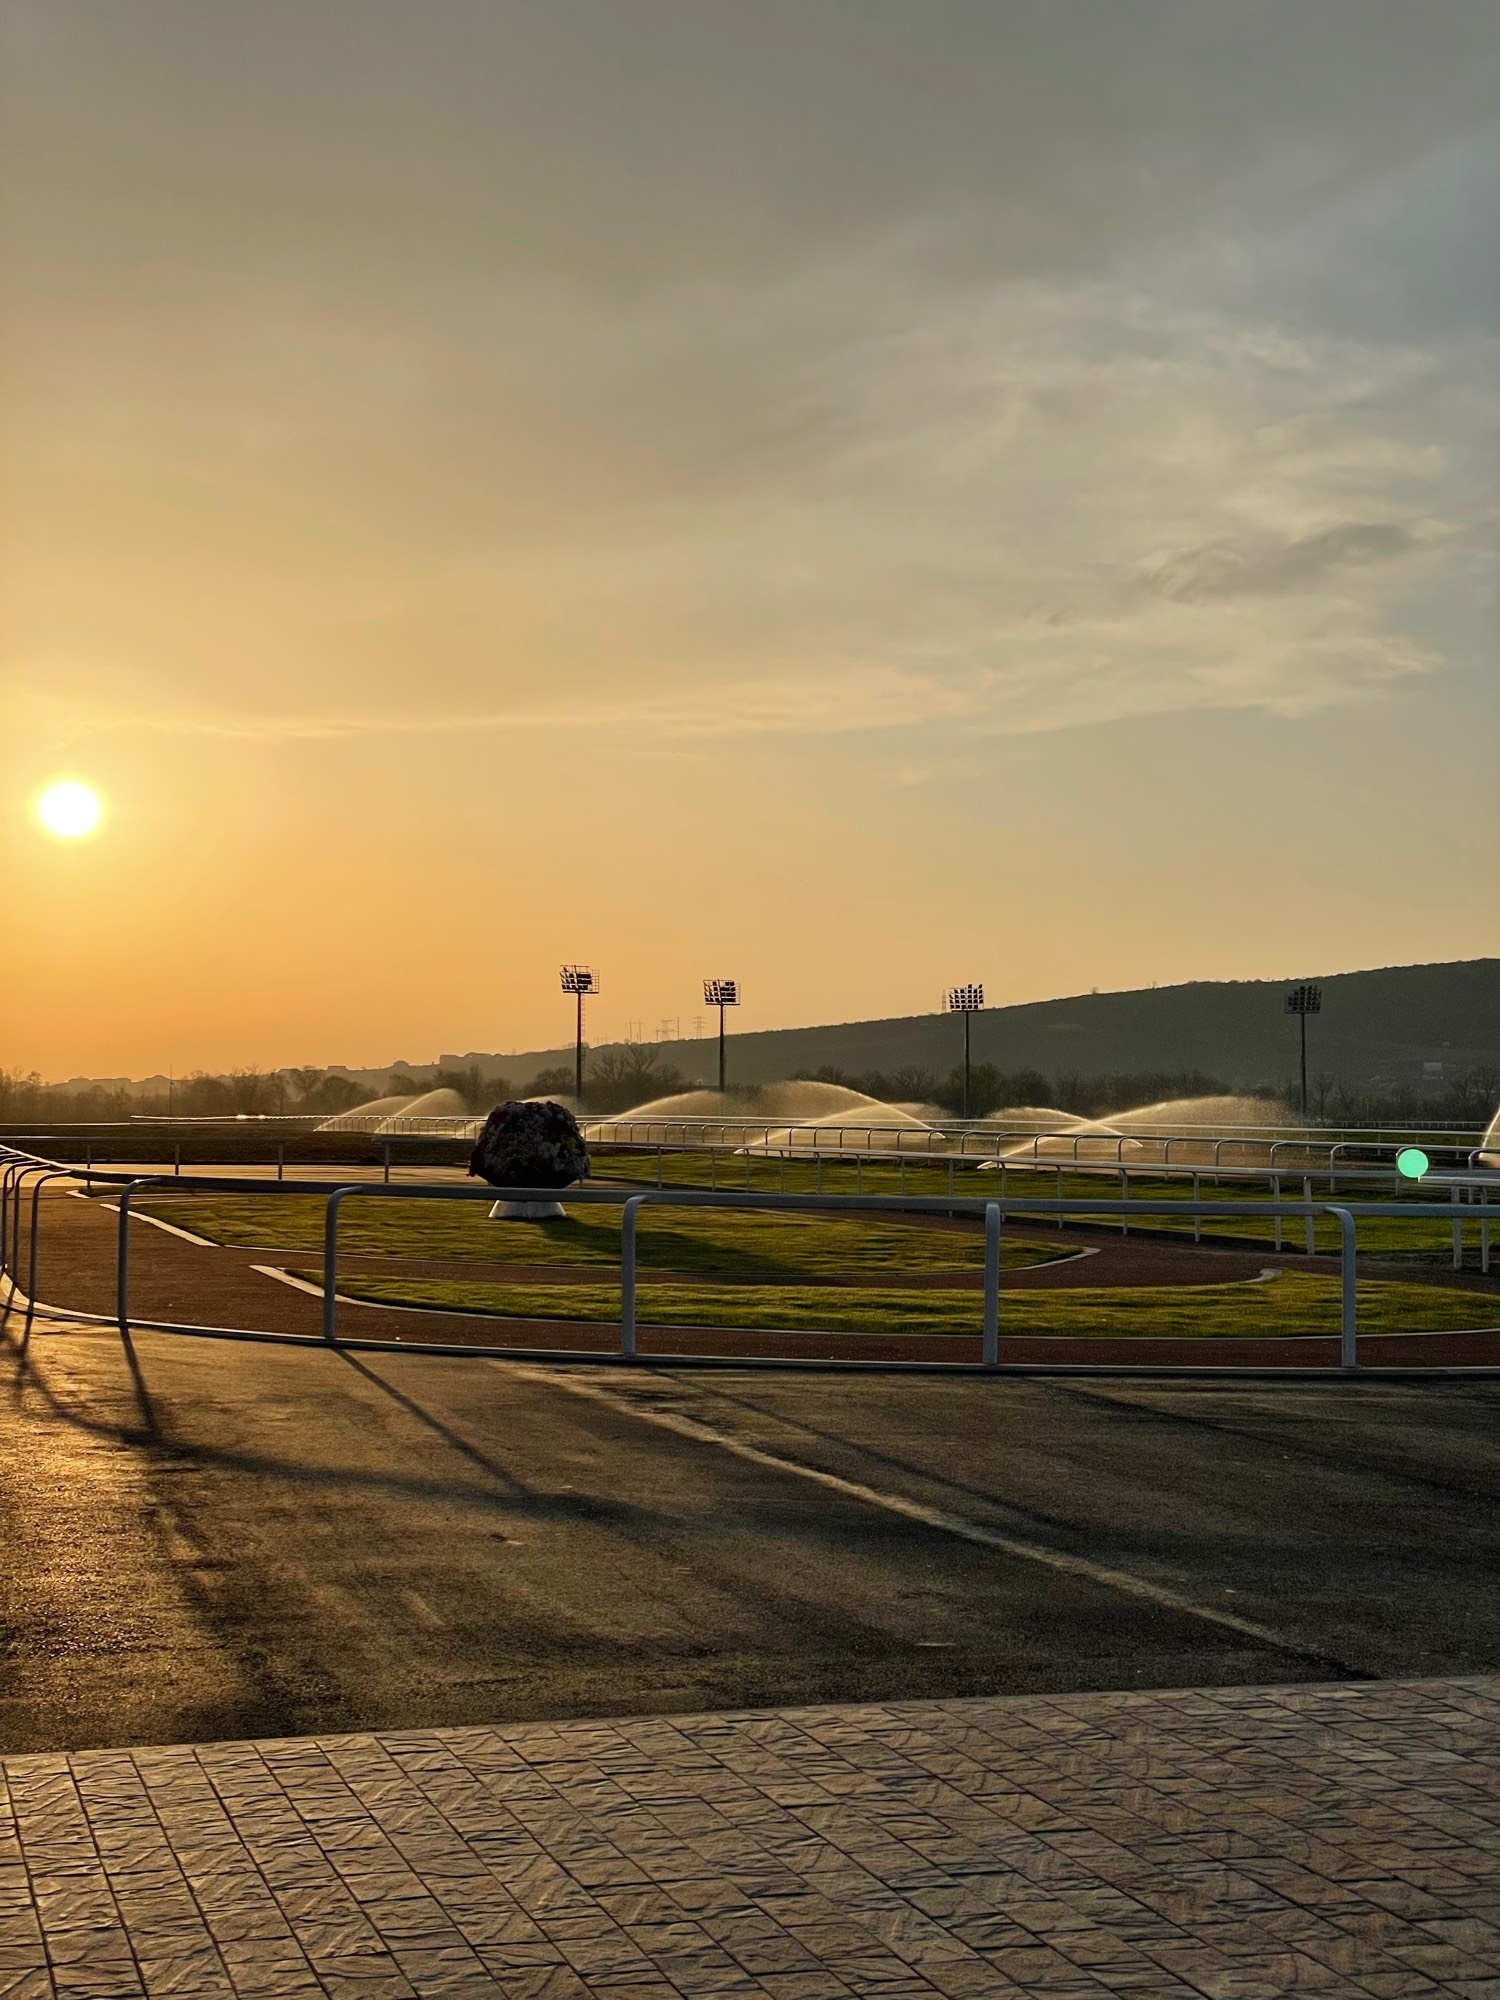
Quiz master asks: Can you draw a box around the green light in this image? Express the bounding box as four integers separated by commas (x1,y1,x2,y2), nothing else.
1396,1147,1429,1179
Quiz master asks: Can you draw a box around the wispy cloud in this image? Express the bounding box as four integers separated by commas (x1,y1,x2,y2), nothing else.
9,277,1494,756
1140,521,1420,603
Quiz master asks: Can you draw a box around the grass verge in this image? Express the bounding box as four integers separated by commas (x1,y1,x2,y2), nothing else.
293,1270,1497,1340
591,1151,1481,1257
145,1195,1063,1280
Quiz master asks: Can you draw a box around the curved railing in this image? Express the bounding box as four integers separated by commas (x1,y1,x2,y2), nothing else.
2,1144,1496,1377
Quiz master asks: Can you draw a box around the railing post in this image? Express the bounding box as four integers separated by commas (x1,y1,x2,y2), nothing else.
116,1179,151,1339
1118,1168,1128,1234
277,1143,285,1182
1,1166,32,1333
1453,1186,1464,1271
1303,1177,1315,1256
1271,1174,1282,1252
1328,1206,1358,1370
22,1176,45,1337
4,1166,18,1292
17,1170,67,1344
322,1189,355,1343
982,1202,1001,1368
173,1142,181,1178
1192,1171,1201,1243
1056,1165,1063,1228
11,1164,27,1291
620,1195,643,1359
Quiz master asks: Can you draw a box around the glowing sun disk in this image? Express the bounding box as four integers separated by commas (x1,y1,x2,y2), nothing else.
36,781,103,840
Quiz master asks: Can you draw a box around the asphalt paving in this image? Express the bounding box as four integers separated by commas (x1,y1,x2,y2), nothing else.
2,1316,1498,1755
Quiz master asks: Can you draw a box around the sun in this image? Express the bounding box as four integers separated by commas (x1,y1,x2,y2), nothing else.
35,780,104,840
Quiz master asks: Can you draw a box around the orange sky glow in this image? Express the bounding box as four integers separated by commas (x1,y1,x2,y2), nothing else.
3,2,1496,1079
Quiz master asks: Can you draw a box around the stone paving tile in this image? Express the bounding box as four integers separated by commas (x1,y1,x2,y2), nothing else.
1,1678,1498,1996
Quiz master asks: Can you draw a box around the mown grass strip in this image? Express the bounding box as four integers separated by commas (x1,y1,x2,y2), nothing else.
145,1195,1062,1280
593,1151,1474,1256
293,1270,1496,1340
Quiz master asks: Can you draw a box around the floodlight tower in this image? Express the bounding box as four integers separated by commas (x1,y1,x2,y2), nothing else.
1284,982,1322,1121
560,965,599,1102
703,978,740,1093
944,983,985,1120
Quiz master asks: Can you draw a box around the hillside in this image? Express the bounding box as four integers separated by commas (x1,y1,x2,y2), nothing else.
434,959,1498,1098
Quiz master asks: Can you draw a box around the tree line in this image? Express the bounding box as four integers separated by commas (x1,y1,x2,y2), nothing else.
4,1048,1495,1127
0,1042,700,1122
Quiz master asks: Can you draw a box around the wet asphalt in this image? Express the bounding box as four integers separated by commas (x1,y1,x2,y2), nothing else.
2,1321,1498,1753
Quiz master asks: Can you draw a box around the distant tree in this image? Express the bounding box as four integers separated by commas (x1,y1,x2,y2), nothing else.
935,1063,1005,1119
1452,1065,1500,1120
55,1083,137,1120
0,1070,46,1120
522,1066,577,1100
178,1068,289,1116
1075,1070,1231,1116
933,1065,1050,1118
887,1067,941,1102
582,1043,691,1114
434,1064,514,1110
297,1073,370,1115
794,1063,941,1104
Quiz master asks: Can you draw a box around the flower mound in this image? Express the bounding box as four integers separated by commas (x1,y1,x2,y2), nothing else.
467,1100,590,1191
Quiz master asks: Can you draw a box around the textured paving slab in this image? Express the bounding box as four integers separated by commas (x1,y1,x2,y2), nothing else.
2,1678,1497,1998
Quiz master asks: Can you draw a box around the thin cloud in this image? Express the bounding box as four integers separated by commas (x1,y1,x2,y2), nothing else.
1142,522,1419,602
9,278,1492,756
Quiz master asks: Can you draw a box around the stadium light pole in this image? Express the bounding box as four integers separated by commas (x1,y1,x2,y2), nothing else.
560,966,599,1102
944,983,985,1120
1284,983,1322,1121
703,979,739,1093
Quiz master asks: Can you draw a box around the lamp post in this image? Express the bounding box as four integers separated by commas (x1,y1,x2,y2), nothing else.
560,965,599,1102
944,983,985,1120
1284,983,1322,1121
703,979,739,1093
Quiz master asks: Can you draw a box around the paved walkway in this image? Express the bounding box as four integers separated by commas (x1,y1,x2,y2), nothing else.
2,1679,1497,1998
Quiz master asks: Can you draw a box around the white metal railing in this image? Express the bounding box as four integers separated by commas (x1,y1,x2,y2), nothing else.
4,1123,1496,1213
1,1144,1495,1376
72,1110,1487,1144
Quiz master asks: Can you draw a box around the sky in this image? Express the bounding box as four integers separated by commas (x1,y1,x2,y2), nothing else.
2,0,1496,1078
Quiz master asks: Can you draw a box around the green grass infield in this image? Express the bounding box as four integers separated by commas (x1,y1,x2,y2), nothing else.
290,1269,1497,1341
144,1195,1066,1281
